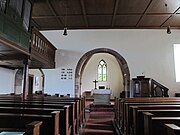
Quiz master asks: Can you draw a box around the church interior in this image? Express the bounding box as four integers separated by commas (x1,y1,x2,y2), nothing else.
1,0,180,135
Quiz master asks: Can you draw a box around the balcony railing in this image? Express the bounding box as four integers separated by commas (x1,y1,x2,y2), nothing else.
31,27,57,68
150,79,169,97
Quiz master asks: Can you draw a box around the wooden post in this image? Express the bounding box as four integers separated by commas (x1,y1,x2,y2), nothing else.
39,69,45,94
22,59,30,100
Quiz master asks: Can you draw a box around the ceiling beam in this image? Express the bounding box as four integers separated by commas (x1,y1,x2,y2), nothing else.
111,0,119,27
32,12,175,20
0,54,28,61
31,19,41,29
136,0,153,27
80,0,88,27
160,6,180,27
46,0,64,26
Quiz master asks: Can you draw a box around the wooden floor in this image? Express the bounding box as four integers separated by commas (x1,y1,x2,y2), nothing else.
79,100,116,135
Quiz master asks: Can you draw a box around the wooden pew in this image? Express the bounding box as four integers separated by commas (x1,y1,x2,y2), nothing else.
164,124,180,135
0,102,71,135
143,112,180,135
0,94,85,127
118,97,180,135
0,99,77,135
26,95,85,134
27,95,85,128
131,106,180,135
0,94,85,135
24,99,79,135
0,111,59,135
128,104,180,135
0,121,42,135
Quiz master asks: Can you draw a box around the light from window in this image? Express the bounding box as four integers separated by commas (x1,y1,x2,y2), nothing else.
174,44,180,82
98,60,107,81
0,0,6,12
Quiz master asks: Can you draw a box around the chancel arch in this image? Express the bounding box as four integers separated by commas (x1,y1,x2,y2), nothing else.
75,48,130,98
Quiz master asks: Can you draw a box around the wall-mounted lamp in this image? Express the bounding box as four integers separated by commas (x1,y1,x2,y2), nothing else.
167,26,171,34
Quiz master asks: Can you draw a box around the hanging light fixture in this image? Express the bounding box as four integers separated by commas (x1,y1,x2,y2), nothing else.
167,26,171,34
165,3,171,34
63,27,67,36
63,3,68,36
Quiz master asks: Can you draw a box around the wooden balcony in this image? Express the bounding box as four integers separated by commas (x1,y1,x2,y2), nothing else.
0,1,56,69
0,26,57,69
30,27,57,69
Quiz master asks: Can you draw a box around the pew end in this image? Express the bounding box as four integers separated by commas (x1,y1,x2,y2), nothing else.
165,124,180,135
0,121,42,135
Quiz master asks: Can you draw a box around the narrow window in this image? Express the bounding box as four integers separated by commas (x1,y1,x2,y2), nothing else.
0,0,7,12
98,59,107,81
22,0,32,31
9,0,23,17
174,44,180,82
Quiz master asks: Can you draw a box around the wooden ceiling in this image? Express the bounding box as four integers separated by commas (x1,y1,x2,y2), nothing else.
32,0,180,30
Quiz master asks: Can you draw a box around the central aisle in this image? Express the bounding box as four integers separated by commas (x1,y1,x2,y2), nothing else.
79,104,116,135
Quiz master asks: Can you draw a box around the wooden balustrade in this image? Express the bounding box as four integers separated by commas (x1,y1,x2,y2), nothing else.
31,27,57,68
150,79,169,97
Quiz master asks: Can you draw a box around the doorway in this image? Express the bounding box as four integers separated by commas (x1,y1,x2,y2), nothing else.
28,75,34,94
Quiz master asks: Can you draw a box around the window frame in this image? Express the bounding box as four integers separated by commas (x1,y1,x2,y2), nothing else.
97,59,107,82
174,44,180,82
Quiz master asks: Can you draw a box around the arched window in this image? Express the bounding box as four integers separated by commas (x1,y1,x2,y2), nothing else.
98,59,107,81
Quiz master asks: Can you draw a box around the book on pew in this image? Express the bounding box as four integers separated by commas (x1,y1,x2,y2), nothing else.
0,132,25,135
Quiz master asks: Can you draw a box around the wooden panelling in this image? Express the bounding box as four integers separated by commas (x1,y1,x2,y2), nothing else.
84,0,115,14
117,0,151,14
32,1,54,16
146,0,180,14
65,16,85,28
162,15,180,27
88,15,112,27
114,15,141,26
30,0,180,30
50,0,82,15
138,15,170,27
33,18,62,29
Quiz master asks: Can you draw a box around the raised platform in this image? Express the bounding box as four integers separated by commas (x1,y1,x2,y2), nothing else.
89,103,114,112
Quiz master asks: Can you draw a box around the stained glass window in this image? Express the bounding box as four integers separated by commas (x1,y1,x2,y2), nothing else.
98,59,107,81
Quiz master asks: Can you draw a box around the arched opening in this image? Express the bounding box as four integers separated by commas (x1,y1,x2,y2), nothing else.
75,48,130,98
14,69,45,95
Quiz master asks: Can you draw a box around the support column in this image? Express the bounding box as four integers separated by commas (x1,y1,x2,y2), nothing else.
22,59,30,100
39,69,45,94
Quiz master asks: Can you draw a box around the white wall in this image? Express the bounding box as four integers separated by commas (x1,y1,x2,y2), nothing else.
42,49,81,96
0,67,15,94
81,53,123,98
41,29,180,97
